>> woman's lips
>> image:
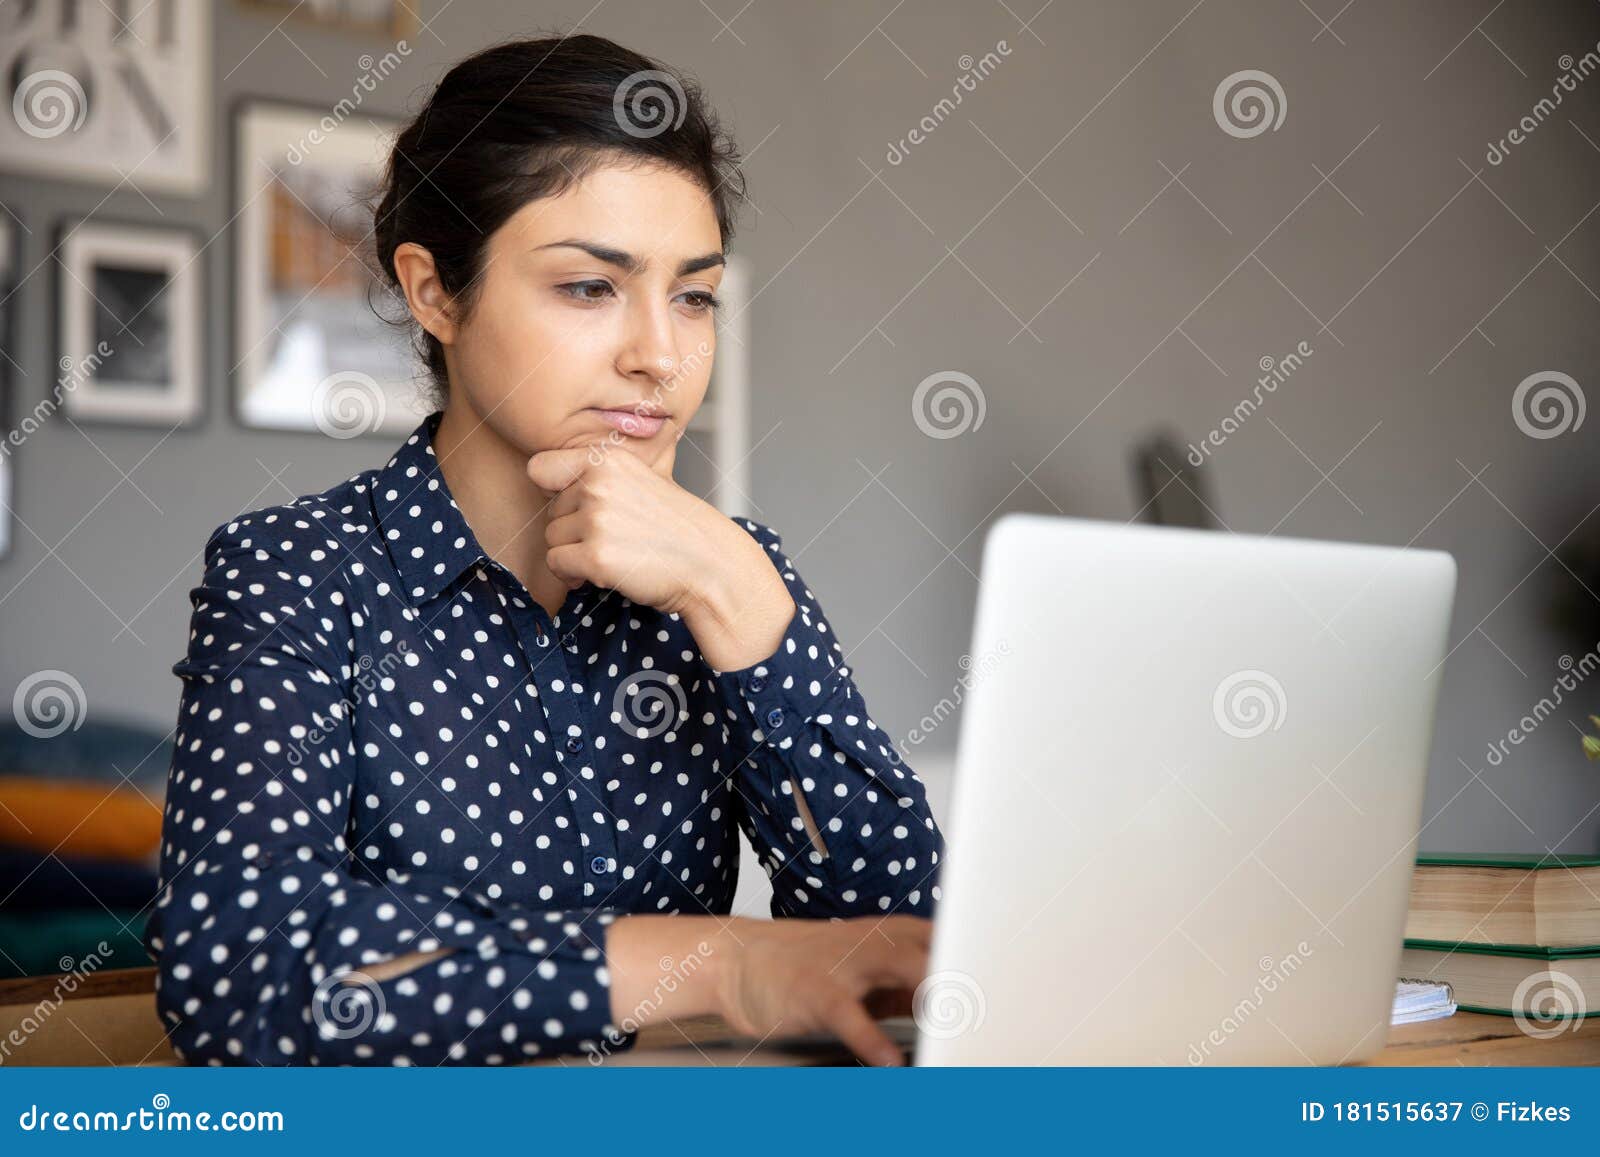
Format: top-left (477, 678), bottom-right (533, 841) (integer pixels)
top-left (592, 408), bottom-right (665, 438)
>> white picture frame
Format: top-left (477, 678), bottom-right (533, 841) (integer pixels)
top-left (233, 100), bottom-right (426, 439)
top-left (56, 219), bottom-right (204, 427)
top-left (688, 254), bottom-right (752, 516)
top-left (236, 0), bottom-right (419, 38)
top-left (0, 0), bottom-right (211, 194)
top-left (0, 207), bottom-right (13, 560)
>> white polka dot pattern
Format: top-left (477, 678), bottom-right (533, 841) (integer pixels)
top-left (142, 412), bottom-right (944, 1065)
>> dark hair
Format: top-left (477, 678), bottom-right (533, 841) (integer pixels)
top-left (371, 32), bottom-right (745, 400)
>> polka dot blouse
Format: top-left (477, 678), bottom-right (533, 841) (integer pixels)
top-left (143, 411), bottom-right (945, 1066)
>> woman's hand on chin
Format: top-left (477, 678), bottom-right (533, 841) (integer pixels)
top-left (525, 444), bottom-right (795, 670)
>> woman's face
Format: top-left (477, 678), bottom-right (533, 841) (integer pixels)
top-left (433, 159), bottom-right (725, 472)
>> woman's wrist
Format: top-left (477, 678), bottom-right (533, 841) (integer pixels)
top-left (680, 541), bottom-right (795, 672)
top-left (603, 914), bottom-right (746, 1029)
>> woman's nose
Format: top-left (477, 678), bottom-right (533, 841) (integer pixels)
top-left (619, 301), bottom-right (679, 380)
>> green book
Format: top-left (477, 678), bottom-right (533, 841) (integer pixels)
top-left (1416, 852), bottom-right (1600, 870)
top-left (1404, 939), bottom-right (1600, 959)
top-left (1407, 853), bottom-right (1600, 949)
top-left (1399, 939), bottom-right (1600, 1019)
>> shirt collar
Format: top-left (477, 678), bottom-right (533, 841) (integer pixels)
top-left (370, 411), bottom-right (601, 613)
top-left (370, 410), bottom-right (492, 606)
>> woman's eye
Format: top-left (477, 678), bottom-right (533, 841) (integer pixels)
top-left (679, 291), bottom-right (721, 313)
top-left (557, 280), bottom-right (614, 303)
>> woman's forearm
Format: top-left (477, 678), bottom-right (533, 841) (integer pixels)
top-left (342, 917), bottom-right (736, 1029)
top-left (603, 914), bottom-right (739, 1029)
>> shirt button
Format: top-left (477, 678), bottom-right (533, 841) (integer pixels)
top-left (765, 707), bottom-right (785, 730)
top-left (566, 734), bottom-right (585, 754)
top-left (748, 675), bottom-right (766, 693)
top-left (588, 855), bottom-right (609, 874)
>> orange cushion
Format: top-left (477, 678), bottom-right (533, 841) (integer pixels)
top-left (0, 776), bottom-right (163, 864)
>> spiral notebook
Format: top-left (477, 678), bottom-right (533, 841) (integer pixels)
top-left (1392, 978), bottom-right (1457, 1025)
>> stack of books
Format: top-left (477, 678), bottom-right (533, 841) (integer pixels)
top-left (1402, 853), bottom-right (1600, 1021)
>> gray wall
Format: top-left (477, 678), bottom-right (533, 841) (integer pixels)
top-left (3, 0), bottom-right (1600, 852)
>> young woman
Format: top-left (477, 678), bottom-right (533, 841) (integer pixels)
top-left (144, 33), bottom-right (943, 1067)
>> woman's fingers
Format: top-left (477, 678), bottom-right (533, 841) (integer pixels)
top-left (543, 510), bottom-right (585, 549)
top-left (862, 986), bottom-right (915, 1021)
top-left (819, 991), bottom-right (906, 1067)
top-left (858, 925), bottom-right (931, 994)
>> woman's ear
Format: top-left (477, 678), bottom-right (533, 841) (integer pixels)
top-left (391, 241), bottom-right (458, 348)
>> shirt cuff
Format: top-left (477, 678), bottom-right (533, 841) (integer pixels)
top-left (710, 599), bottom-right (846, 737)
top-left (405, 890), bottom-right (636, 1060)
top-left (508, 908), bottom-right (636, 1060)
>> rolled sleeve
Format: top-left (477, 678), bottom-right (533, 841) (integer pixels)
top-left (709, 519), bottom-right (944, 921)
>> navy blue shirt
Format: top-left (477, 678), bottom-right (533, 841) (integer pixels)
top-left (145, 411), bottom-right (944, 1065)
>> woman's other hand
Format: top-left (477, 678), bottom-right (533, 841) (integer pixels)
top-left (715, 915), bottom-right (930, 1066)
top-left (606, 914), bottom-right (932, 1066)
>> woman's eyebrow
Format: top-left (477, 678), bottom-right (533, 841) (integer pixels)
top-left (532, 239), bottom-right (725, 277)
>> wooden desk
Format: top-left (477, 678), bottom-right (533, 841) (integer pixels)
top-left (4, 968), bottom-right (1598, 1066)
top-left (1367, 1009), bottom-right (1600, 1067)
top-left (542, 1009), bottom-right (1600, 1067)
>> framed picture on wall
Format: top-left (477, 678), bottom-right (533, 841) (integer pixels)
top-left (684, 254), bottom-right (751, 516)
top-left (232, 99), bottom-right (426, 438)
top-left (0, 0), bottom-right (211, 194)
top-left (55, 219), bottom-right (205, 427)
top-left (0, 207), bottom-right (15, 560)
top-left (235, 0), bottom-right (419, 39)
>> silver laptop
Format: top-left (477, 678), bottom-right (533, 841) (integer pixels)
top-left (914, 513), bottom-right (1457, 1065)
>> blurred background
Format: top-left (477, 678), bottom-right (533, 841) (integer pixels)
top-left (1, 0), bottom-right (1599, 976)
